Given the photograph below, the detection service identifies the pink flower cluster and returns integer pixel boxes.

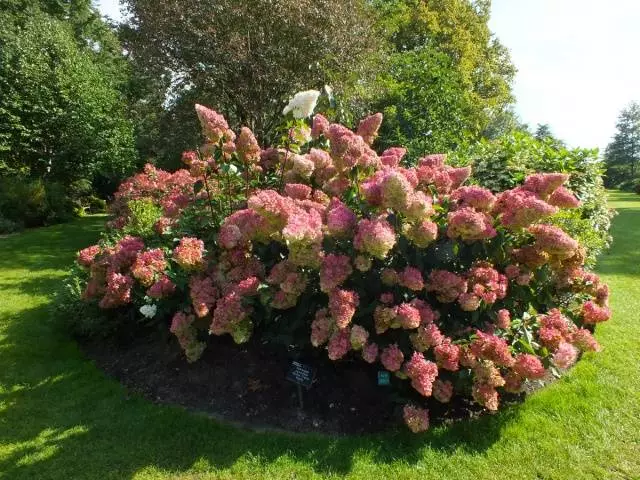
[77,104,611,434]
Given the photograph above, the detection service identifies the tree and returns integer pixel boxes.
[0,5,136,192]
[605,102,640,188]
[120,0,382,167]
[369,0,516,157]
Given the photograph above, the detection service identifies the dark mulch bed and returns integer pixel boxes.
[82,332,533,435]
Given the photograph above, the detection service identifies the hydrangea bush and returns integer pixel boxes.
[75,94,610,433]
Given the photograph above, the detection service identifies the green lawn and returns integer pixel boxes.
[1,193,639,480]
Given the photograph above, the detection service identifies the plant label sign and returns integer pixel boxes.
[377,371,391,386]
[286,361,314,388]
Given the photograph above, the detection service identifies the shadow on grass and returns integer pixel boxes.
[0,216,519,478]
[0,304,521,478]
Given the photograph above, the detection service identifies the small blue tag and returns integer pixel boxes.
[377,371,391,386]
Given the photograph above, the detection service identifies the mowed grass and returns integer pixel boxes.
[0,193,639,480]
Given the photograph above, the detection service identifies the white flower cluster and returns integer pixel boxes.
[282,90,320,119]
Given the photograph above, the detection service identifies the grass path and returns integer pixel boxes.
[1,193,639,479]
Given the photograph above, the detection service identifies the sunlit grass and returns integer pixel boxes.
[0,195,638,479]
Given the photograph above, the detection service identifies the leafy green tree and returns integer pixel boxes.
[366,0,516,157]
[0,5,136,192]
[120,0,382,167]
[604,102,640,188]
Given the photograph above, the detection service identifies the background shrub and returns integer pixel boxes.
[449,131,613,264]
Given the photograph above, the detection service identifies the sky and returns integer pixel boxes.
[95,0,640,151]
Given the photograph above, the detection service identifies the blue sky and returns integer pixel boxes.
[95,0,640,151]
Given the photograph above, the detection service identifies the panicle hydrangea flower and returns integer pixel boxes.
[326,123,366,171]
[450,186,497,212]
[326,198,357,236]
[447,166,471,189]
[426,270,468,303]
[434,339,461,371]
[284,183,312,200]
[229,276,260,297]
[147,275,176,299]
[459,345,477,368]
[195,104,235,144]
[513,353,546,379]
[410,298,439,324]
[77,245,101,267]
[282,90,320,118]
[419,154,447,168]
[380,170,414,212]
[173,237,205,270]
[210,291,251,337]
[110,236,145,272]
[493,188,558,229]
[288,124,312,145]
[582,300,611,324]
[271,290,299,310]
[410,323,444,351]
[405,191,435,222]
[465,263,508,306]
[322,175,350,196]
[329,289,359,329]
[282,209,323,249]
[139,304,157,318]
[380,147,407,167]
[403,404,429,433]
[522,173,569,199]
[548,186,580,208]
[170,311,206,363]
[396,303,422,329]
[380,268,398,286]
[511,245,550,269]
[248,189,294,230]
[503,371,524,393]
[470,331,515,367]
[403,219,439,247]
[528,224,579,259]
[404,351,439,396]
[380,344,405,372]
[350,325,369,350]
[472,383,500,411]
[311,309,333,347]
[181,150,198,166]
[131,249,167,286]
[537,308,574,350]
[354,255,372,272]
[327,327,351,360]
[362,342,379,363]
[288,154,315,180]
[571,328,601,352]
[311,113,330,139]
[99,272,134,309]
[496,309,511,329]
[458,293,481,312]
[398,266,424,291]
[595,284,610,307]
[433,379,454,403]
[552,341,579,369]
[374,305,397,334]
[473,360,505,387]
[447,207,497,242]
[154,217,174,235]
[354,217,396,259]
[320,254,353,293]
[189,276,218,318]
[356,112,383,145]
